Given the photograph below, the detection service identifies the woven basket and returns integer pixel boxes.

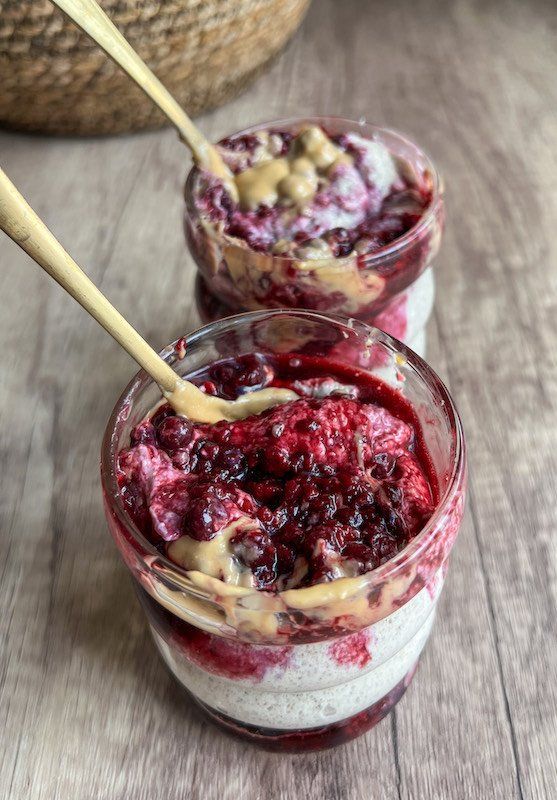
[0,0,310,136]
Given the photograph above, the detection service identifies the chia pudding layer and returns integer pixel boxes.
[146,575,439,733]
[102,313,466,751]
[184,118,443,355]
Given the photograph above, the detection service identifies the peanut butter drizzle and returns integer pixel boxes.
[143,555,417,642]
[163,527,376,639]
[165,378,297,424]
[196,139,239,203]
[168,517,257,587]
[234,125,352,211]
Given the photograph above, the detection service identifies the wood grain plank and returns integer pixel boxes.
[419,3,557,798]
[1,0,556,798]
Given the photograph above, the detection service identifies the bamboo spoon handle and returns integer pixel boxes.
[0,168,180,395]
[0,169,296,423]
[51,0,236,194]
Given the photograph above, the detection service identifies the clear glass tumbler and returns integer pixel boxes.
[101,310,465,752]
[184,118,444,357]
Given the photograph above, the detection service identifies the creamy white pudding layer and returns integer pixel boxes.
[152,568,444,730]
[407,329,426,358]
[402,267,434,352]
[380,266,434,358]
[365,267,433,357]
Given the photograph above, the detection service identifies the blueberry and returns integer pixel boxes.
[156,416,193,451]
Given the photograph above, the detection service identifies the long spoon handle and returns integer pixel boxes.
[0,167,180,394]
[51,0,236,190]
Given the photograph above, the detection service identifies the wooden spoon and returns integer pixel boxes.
[0,169,295,423]
[50,0,238,202]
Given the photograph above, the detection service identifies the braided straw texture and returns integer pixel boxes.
[0,0,310,135]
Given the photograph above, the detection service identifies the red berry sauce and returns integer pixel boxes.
[117,354,437,592]
[172,619,292,681]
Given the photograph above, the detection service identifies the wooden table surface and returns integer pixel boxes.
[2,1,556,798]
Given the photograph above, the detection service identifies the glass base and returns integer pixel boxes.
[194,274,427,358]
[194,666,417,752]
[194,274,395,329]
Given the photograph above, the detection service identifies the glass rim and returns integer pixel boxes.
[184,115,444,267]
[101,309,465,600]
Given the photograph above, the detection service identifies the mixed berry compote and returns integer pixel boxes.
[184,118,443,356]
[102,311,466,751]
[117,354,436,591]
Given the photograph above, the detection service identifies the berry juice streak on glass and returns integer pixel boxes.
[102,312,466,751]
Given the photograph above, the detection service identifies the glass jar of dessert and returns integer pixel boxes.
[184,118,444,357]
[101,310,466,751]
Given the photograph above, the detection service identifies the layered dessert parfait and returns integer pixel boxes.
[102,311,466,751]
[185,118,443,356]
